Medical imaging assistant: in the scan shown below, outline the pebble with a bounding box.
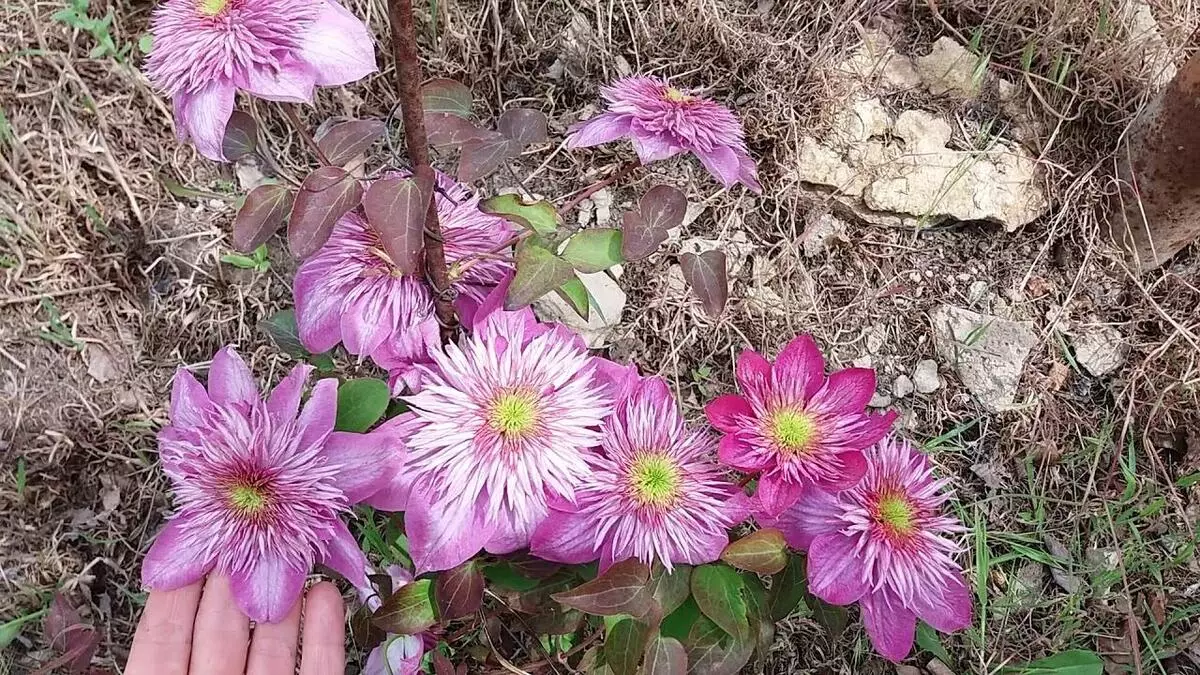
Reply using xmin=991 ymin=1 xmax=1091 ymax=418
xmin=912 ymin=359 xmax=942 ymax=393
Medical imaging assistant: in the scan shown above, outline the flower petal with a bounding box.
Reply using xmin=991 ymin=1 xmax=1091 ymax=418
xmin=208 ymin=346 xmax=258 ymax=407
xmin=816 ymin=450 xmax=868 ymax=491
xmin=771 ymin=486 xmax=843 ymax=550
xmin=629 ymin=125 xmax=683 ymax=163
xmin=364 ymin=635 xmax=424 ymax=675
xmin=296 ymin=377 xmax=338 ymax=449
xmin=566 ymin=113 xmax=633 ymax=148
xmin=294 ymin=263 xmax=350 ymax=354
xmin=405 ymin=484 xmax=497 ymax=574
xmin=320 ymin=519 xmax=369 ymax=588
xmin=806 ymin=533 xmax=869 ymax=605
xmin=754 ymin=471 xmax=805 ymax=518
xmin=266 ymin=363 xmax=314 ymax=427
xmin=674 ymin=526 xmax=730 ymax=567
xmin=341 ymin=292 xmax=391 ymax=357
xmin=320 ymin=431 xmax=392 ymax=503
xmin=735 ymin=349 xmax=772 ymax=393
xmin=170 ymin=368 xmax=212 ymax=430
xmin=235 ymin=60 xmax=316 ymax=103
xmin=705 ymin=394 xmax=753 ymax=433
xmin=229 ymin=553 xmax=309 ymax=624
xmin=860 ymin=590 xmax=918 ymax=663
xmin=717 ymin=433 xmax=770 ymax=472
xmin=298 ymin=0 xmax=378 ymax=86
xmin=176 ymin=80 xmax=235 ymax=162
xmin=530 ymin=507 xmax=598 ymax=565
xmin=913 ymin=574 xmax=973 ymax=634
xmin=695 ymin=145 xmax=741 ymax=188
xmin=141 ymin=516 xmax=214 ymax=590
xmin=737 ymin=150 xmax=763 ymax=194
xmin=484 ymin=503 xmax=543 ymax=555
xmin=773 ymin=334 xmax=825 ymax=404
xmin=809 ymin=367 xmax=876 ymax=415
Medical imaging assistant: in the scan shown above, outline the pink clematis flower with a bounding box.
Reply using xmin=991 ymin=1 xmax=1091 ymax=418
xmin=293 ymin=170 xmax=514 ymax=388
xmin=765 ymin=436 xmax=972 ymax=662
xmin=142 ymin=347 xmax=401 ymax=622
xmin=705 ymin=334 xmax=896 ymax=518
xmin=364 ymin=305 xmax=613 ymax=573
xmin=359 ymin=565 xmax=432 ymax=675
xmin=531 ymin=376 xmax=749 ymax=571
xmin=144 ymin=0 xmax=377 ymax=161
xmin=567 ymin=75 xmax=761 ymax=193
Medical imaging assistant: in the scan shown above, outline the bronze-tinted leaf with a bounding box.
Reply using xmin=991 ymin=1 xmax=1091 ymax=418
xmin=43 ymin=593 xmax=98 ymax=673
xmin=550 ymin=559 xmax=653 ymax=617
xmin=316 ymin=119 xmax=386 ymax=166
xmin=363 ymin=172 xmax=431 ymax=276
xmin=651 ymin=564 xmax=692 ymax=617
xmin=685 ymin=615 xmax=753 ymax=675
xmin=767 ymin=554 xmax=808 ymax=622
xmin=457 ymin=134 xmax=519 ymax=183
xmin=504 ymin=239 xmax=575 ymax=310
xmin=432 ymin=651 xmax=457 ymax=675
xmin=288 ymin=166 xmax=363 ymax=258
xmin=497 ymin=108 xmax=548 ymax=147
xmin=810 ymin=596 xmax=848 ymax=639
xmin=425 ymin=112 xmax=491 ymax=148
xmin=372 ymin=579 xmax=437 ymax=635
xmin=679 ymin=250 xmax=728 ymax=317
xmin=221 ymin=110 xmax=257 ymax=161
xmin=720 ymin=528 xmax=788 ymax=575
xmin=604 ymin=618 xmax=650 ymax=675
xmin=232 ymin=183 xmax=293 ymax=252
xmin=422 ymin=78 xmax=473 ymax=117
xmin=622 ymin=185 xmax=685 ymax=260
xmin=643 ymin=635 xmax=687 ymax=675
xmin=435 ymin=560 xmax=485 ymax=621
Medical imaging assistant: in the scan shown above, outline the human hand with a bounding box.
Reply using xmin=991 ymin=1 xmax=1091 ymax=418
xmin=124 ymin=576 xmax=346 ymax=674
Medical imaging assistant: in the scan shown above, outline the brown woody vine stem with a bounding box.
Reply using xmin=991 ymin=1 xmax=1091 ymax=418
xmin=387 ymin=0 xmax=458 ymax=338
xmin=558 ymin=159 xmax=640 ymax=214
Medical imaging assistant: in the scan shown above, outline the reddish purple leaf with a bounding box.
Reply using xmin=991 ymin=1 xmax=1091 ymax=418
xmin=43 ymin=594 xmax=98 ymax=674
xmin=435 ymin=560 xmax=485 ymax=621
xmin=316 ymin=119 xmax=386 ymax=166
xmin=232 ymin=183 xmax=294 ymax=252
xmin=551 ymin=559 xmax=653 ymax=617
xmin=497 ymin=108 xmax=548 ymax=147
xmin=457 ymin=134 xmax=519 ymax=183
xmin=425 ymin=112 xmax=492 ymax=148
xmin=680 ymin=250 xmax=729 ymax=317
xmin=422 ymin=78 xmax=473 ymax=117
xmin=643 ymin=635 xmax=687 ymax=675
xmin=372 ymin=579 xmax=436 ymax=635
xmin=720 ymin=528 xmax=788 ymax=575
xmin=686 ymin=616 xmax=753 ymax=675
xmin=221 ymin=110 xmax=257 ymax=161
xmin=363 ymin=172 xmax=431 ymax=276
xmin=622 ymin=185 xmax=686 ymax=260
xmin=432 ymin=651 xmax=456 ymax=675
xmin=287 ymin=167 xmax=363 ymax=258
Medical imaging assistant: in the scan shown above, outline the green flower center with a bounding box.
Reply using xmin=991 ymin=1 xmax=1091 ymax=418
xmin=489 ymin=389 xmax=539 ymax=437
xmin=197 ymin=0 xmax=230 ymax=16
xmin=629 ymin=454 xmax=681 ymax=507
xmin=875 ymin=493 xmax=916 ymax=536
xmin=769 ymin=409 xmax=817 ymax=455
xmin=664 ymin=87 xmax=692 ymax=103
xmin=229 ymin=484 xmax=268 ymax=515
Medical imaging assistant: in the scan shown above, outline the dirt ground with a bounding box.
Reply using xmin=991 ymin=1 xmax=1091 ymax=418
xmin=3 ymin=0 xmax=1200 ymax=672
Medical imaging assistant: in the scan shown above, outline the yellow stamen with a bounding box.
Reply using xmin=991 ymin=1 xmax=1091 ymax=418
xmin=489 ymin=389 xmax=539 ymax=438
xmin=629 ymin=454 xmax=681 ymax=507
xmin=197 ymin=0 xmax=230 ymax=16
xmin=229 ymin=484 xmax=268 ymax=514
xmin=663 ymin=87 xmax=692 ymax=103
xmin=876 ymin=493 xmax=916 ymax=536
xmin=769 ymin=409 xmax=817 ymax=455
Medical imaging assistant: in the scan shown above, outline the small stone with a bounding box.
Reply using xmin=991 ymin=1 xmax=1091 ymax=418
xmin=532 ymin=271 xmax=626 ymax=348
xmin=1010 ymin=561 xmax=1046 ymax=608
xmin=892 ymin=374 xmax=914 ymax=398
xmin=1085 ymin=547 xmax=1122 ymax=573
xmin=865 ymin=324 xmax=886 ymax=354
xmin=968 ymin=280 xmax=990 ymax=304
xmin=591 ymin=188 xmax=613 ymax=225
xmin=1071 ymin=326 xmax=1126 ymax=377
xmin=912 ymin=359 xmax=941 ymax=393
xmin=852 ymin=356 xmax=873 ymax=369
xmin=869 ymin=392 xmax=893 ymax=408
xmin=801 ymin=212 xmax=849 ymax=257
xmin=930 ymin=305 xmax=1038 ymax=411
xmin=915 ymin=36 xmax=982 ymax=98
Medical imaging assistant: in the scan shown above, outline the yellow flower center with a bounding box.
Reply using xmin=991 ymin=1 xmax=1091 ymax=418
xmin=197 ymin=0 xmax=230 ymax=16
xmin=663 ymin=87 xmax=692 ymax=103
xmin=629 ymin=454 xmax=681 ymax=507
xmin=875 ymin=493 xmax=916 ymax=536
xmin=489 ymin=389 xmax=539 ymax=438
xmin=769 ymin=409 xmax=817 ymax=455
xmin=228 ymin=484 xmax=268 ymax=515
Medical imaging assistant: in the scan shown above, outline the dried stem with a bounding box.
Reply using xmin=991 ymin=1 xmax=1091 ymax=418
xmin=281 ymin=105 xmax=332 ymax=166
xmin=558 ymin=159 xmax=640 ymax=214
xmin=387 ymin=0 xmax=457 ymax=338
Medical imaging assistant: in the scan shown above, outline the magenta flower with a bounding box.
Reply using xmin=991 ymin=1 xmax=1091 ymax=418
xmin=145 ymin=0 xmax=376 ymax=161
xmin=364 ymin=308 xmax=613 ymax=573
xmin=359 ymin=565 xmax=430 ymax=675
xmin=765 ymin=436 xmax=972 ymax=662
xmin=567 ymin=75 xmax=761 ymax=193
xmin=531 ymin=376 xmax=748 ymax=571
xmin=294 ymin=170 xmax=514 ymax=386
xmin=704 ymin=334 xmax=896 ymax=518
xmin=141 ymin=347 xmax=400 ymax=622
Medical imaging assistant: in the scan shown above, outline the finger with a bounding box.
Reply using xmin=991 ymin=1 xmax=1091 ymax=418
xmin=245 ymin=590 xmax=302 ymax=675
xmin=189 ymin=575 xmax=251 ymax=674
xmin=299 ymin=582 xmax=346 ymax=675
xmin=125 ymin=582 xmax=203 ymax=675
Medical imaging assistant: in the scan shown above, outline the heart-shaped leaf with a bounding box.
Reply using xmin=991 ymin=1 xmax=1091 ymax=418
xmin=288 ymin=166 xmax=363 ymax=258
xmin=316 ymin=119 xmax=386 ymax=166
xmin=605 ymin=618 xmax=651 ymax=675
xmin=480 ymin=193 xmax=558 ymax=235
xmin=221 ymin=110 xmax=257 ymax=161
xmin=435 ymin=560 xmax=485 ymax=622
xmin=720 ymin=528 xmax=788 ymax=575
xmin=810 ymin=596 xmax=848 ymax=638
xmin=562 ymin=228 xmax=623 ymax=273
xmin=685 ymin=615 xmax=753 ymax=675
xmin=555 ymin=275 xmax=590 ymax=320
xmin=372 ymin=579 xmax=437 ymax=635
xmin=457 ymin=134 xmax=519 ymax=183
xmin=691 ymin=563 xmax=749 ymax=642
xmin=497 ymin=108 xmax=548 ymax=147
xmin=422 ymin=79 xmax=473 ymax=117
xmin=363 ymin=172 xmax=432 ymax=276
xmin=622 ymin=185 xmax=685 ymax=260
xmin=651 ymin=565 xmax=692 ymax=617
xmin=233 ymin=183 xmax=293 ymax=252
xmin=679 ymin=250 xmax=728 ymax=317
xmin=551 ymin=559 xmax=653 ymax=617
xmin=643 ymin=635 xmax=687 ymax=675
xmin=425 ymin=112 xmax=492 ymax=148
xmin=767 ymin=554 xmax=807 ymax=622
xmin=505 ymin=239 xmax=575 ymax=310
xmin=259 ymin=309 xmax=307 ymax=358
xmin=334 ymin=378 xmax=390 ymax=432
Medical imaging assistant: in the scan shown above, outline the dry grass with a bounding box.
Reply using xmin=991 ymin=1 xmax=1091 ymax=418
xmin=2 ymin=0 xmax=1199 ymax=671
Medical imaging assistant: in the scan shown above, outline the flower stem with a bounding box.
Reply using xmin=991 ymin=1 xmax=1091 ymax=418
xmin=281 ymin=105 xmax=332 ymax=166
xmin=387 ymin=0 xmax=457 ymax=339
xmin=558 ymin=159 xmax=641 ymax=214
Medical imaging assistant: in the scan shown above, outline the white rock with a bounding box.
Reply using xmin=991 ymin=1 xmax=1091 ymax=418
xmin=912 ymin=359 xmax=942 ymax=393
xmin=802 ymin=212 xmax=849 ymax=257
xmin=852 ymin=355 xmax=873 ymax=369
xmin=865 ymin=324 xmax=886 ymax=355
xmin=930 ymin=305 xmax=1038 ymax=411
xmin=893 ymin=374 xmax=915 ymax=398
xmin=967 ymin=280 xmax=991 ymax=304
xmin=868 ymin=392 xmax=893 ymax=408
xmin=532 ymin=271 xmax=626 ymax=348
xmin=1071 ymin=326 xmax=1126 ymax=377
xmin=591 ymin=188 xmax=613 ymax=225
xmin=914 ymin=36 xmax=982 ymax=98
xmin=1123 ymin=0 xmax=1177 ymax=88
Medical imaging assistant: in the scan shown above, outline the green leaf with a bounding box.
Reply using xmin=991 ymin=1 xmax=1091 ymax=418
xmin=505 ymin=238 xmax=575 ymax=310
xmin=650 ymin=564 xmax=692 ymax=617
xmin=0 ymin=610 xmax=45 ymax=651
xmin=603 ymin=618 xmax=650 ymax=675
xmin=551 ymin=559 xmax=653 ymax=618
xmin=259 ymin=309 xmax=308 ymax=359
xmin=660 ymin=596 xmax=700 ymax=641
xmin=720 ymin=528 xmax=788 ymax=575
xmin=916 ymin=621 xmax=954 ymax=665
xmin=372 ymin=579 xmax=437 ymax=635
xmin=767 ymin=554 xmax=808 ymax=622
xmin=334 ymin=378 xmax=390 ymax=432
xmin=1000 ymin=650 xmax=1103 ymax=674
xmin=421 ymin=79 xmax=473 ymax=117
xmin=561 ymin=228 xmax=623 ymax=273
xmin=740 ymin=573 xmax=774 ymax=666
xmin=137 ymin=34 xmax=152 ymax=53
xmin=480 ymin=193 xmax=558 ymax=235
xmin=690 ymin=564 xmax=749 ymax=642
xmin=555 ymin=276 xmax=589 ymax=320
xmin=685 ymin=615 xmax=753 ymax=675
xmin=220 ymin=253 xmax=259 ymax=269
xmin=810 ymin=596 xmax=848 ymax=639
xmin=482 ymin=562 xmax=540 ymax=592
